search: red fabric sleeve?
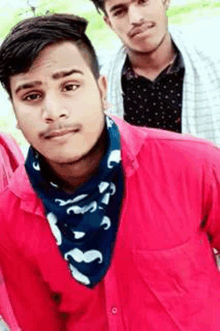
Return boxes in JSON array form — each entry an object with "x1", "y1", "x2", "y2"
[{"x1": 203, "y1": 146, "x2": 220, "y2": 251}]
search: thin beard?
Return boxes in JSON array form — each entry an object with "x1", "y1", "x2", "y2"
[{"x1": 127, "y1": 31, "x2": 168, "y2": 57}]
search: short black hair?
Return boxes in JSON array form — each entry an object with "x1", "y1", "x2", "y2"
[
  {"x1": 90, "y1": 0, "x2": 107, "y2": 15},
  {"x1": 0, "y1": 13, "x2": 100, "y2": 97}
]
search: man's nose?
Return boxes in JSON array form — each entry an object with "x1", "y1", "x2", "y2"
[
  {"x1": 128, "y1": 5, "x2": 144, "y2": 25},
  {"x1": 42, "y1": 97, "x2": 69, "y2": 122}
]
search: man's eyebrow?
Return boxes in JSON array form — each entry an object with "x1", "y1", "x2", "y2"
[
  {"x1": 52, "y1": 69, "x2": 84, "y2": 80},
  {"x1": 14, "y1": 69, "x2": 84, "y2": 94},
  {"x1": 15, "y1": 81, "x2": 42, "y2": 94},
  {"x1": 109, "y1": 4, "x2": 126, "y2": 13},
  {"x1": 109, "y1": 0, "x2": 134, "y2": 13}
]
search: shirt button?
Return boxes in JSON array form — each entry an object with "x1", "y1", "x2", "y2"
[{"x1": 111, "y1": 306, "x2": 118, "y2": 314}]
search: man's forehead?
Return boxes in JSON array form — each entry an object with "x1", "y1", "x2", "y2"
[
  {"x1": 22, "y1": 42, "x2": 87, "y2": 75},
  {"x1": 34, "y1": 42, "x2": 85, "y2": 65},
  {"x1": 10, "y1": 43, "x2": 88, "y2": 92}
]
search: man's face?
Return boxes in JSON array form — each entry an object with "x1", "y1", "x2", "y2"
[
  {"x1": 10, "y1": 42, "x2": 107, "y2": 165},
  {"x1": 104, "y1": 0, "x2": 170, "y2": 53}
]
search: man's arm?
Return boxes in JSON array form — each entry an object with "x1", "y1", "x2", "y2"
[{"x1": 202, "y1": 146, "x2": 220, "y2": 251}]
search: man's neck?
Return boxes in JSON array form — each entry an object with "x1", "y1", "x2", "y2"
[
  {"x1": 127, "y1": 32, "x2": 175, "y2": 81},
  {"x1": 45, "y1": 127, "x2": 108, "y2": 194}
]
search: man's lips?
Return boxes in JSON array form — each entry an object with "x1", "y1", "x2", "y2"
[
  {"x1": 43, "y1": 127, "x2": 80, "y2": 139},
  {"x1": 129, "y1": 22, "x2": 155, "y2": 38}
]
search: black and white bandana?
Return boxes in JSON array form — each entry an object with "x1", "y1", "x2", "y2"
[{"x1": 25, "y1": 116, "x2": 124, "y2": 288}]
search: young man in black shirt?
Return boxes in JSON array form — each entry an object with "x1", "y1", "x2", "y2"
[{"x1": 90, "y1": 0, "x2": 220, "y2": 145}]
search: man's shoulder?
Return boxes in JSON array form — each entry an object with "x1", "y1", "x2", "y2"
[
  {"x1": 170, "y1": 22, "x2": 220, "y2": 59},
  {"x1": 145, "y1": 127, "x2": 219, "y2": 160},
  {"x1": 114, "y1": 117, "x2": 219, "y2": 165},
  {"x1": 0, "y1": 164, "x2": 39, "y2": 215},
  {"x1": 0, "y1": 165, "x2": 24, "y2": 200},
  {"x1": 98, "y1": 42, "x2": 126, "y2": 76},
  {"x1": 115, "y1": 115, "x2": 215, "y2": 144},
  {"x1": 146, "y1": 127, "x2": 217, "y2": 150}
]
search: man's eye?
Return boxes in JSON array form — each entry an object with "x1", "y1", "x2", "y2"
[
  {"x1": 63, "y1": 84, "x2": 80, "y2": 92},
  {"x1": 113, "y1": 8, "x2": 126, "y2": 17},
  {"x1": 138, "y1": 0, "x2": 149, "y2": 4},
  {"x1": 23, "y1": 93, "x2": 41, "y2": 101}
]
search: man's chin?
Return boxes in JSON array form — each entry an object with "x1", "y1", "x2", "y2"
[
  {"x1": 128, "y1": 42, "x2": 159, "y2": 55},
  {"x1": 49, "y1": 154, "x2": 86, "y2": 166},
  {"x1": 127, "y1": 33, "x2": 168, "y2": 56}
]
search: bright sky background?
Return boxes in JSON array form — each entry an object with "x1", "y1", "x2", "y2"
[
  {"x1": 0, "y1": 0, "x2": 24, "y2": 9},
  {"x1": 0, "y1": 0, "x2": 200, "y2": 11},
  {"x1": 0, "y1": 0, "x2": 92, "y2": 11}
]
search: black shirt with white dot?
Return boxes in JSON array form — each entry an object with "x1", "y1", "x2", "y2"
[{"x1": 122, "y1": 46, "x2": 185, "y2": 133}]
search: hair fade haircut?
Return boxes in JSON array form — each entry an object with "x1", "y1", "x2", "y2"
[{"x1": 0, "y1": 13, "x2": 100, "y2": 97}]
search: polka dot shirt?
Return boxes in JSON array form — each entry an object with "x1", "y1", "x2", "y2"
[{"x1": 122, "y1": 48, "x2": 185, "y2": 133}]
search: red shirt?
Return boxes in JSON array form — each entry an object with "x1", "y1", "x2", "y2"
[{"x1": 0, "y1": 118, "x2": 220, "y2": 330}]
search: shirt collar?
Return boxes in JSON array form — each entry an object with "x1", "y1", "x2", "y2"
[
  {"x1": 122, "y1": 40, "x2": 185, "y2": 81},
  {"x1": 9, "y1": 117, "x2": 146, "y2": 208}
]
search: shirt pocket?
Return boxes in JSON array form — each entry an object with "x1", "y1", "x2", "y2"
[{"x1": 133, "y1": 234, "x2": 212, "y2": 320}]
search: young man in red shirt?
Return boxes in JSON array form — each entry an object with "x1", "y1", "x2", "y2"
[{"x1": 0, "y1": 13, "x2": 220, "y2": 331}]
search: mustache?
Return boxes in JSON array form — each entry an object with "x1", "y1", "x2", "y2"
[
  {"x1": 40, "y1": 123, "x2": 81, "y2": 138},
  {"x1": 128, "y1": 21, "x2": 155, "y2": 38}
]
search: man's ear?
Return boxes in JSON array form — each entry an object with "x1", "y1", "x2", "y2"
[
  {"x1": 103, "y1": 15, "x2": 112, "y2": 29},
  {"x1": 97, "y1": 75, "x2": 108, "y2": 110},
  {"x1": 11, "y1": 103, "x2": 20, "y2": 130}
]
